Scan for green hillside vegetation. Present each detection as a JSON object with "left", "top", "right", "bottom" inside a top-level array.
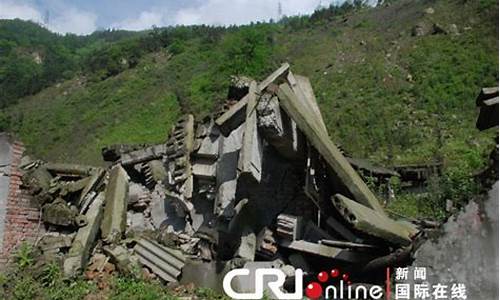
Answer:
[
  {"left": 0, "top": 0, "right": 498, "bottom": 219},
  {"left": 0, "top": 19, "right": 150, "bottom": 107}
]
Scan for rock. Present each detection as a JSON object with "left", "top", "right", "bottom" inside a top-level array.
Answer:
[
  {"left": 235, "top": 227, "right": 256, "bottom": 261},
  {"left": 449, "top": 24, "right": 459, "bottom": 35},
  {"left": 37, "top": 233, "right": 74, "bottom": 255},
  {"left": 128, "top": 182, "right": 151, "bottom": 210},
  {"left": 42, "top": 198, "right": 77, "bottom": 226},
  {"left": 103, "top": 244, "right": 139, "bottom": 275},
  {"left": 424, "top": 7, "right": 434, "bottom": 14},
  {"left": 412, "top": 24, "right": 426, "bottom": 36}
]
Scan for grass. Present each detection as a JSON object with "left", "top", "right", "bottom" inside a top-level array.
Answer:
[{"left": 0, "top": 242, "right": 229, "bottom": 300}]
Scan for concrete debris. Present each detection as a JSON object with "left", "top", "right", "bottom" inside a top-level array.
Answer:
[
  {"left": 256, "top": 227, "right": 278, "bottom": 259},
  {"left": 103, "top": 244, "right": 139, "bottom": 275},
  {"left": 37, "top": 233, "right": 74, "bottom": 256},
  {"left": 64, "top": 192, "right": 105, "bottom": 277},
  {"left": 101, "top": 165, "right": 129, "bottom": 244},
  {"left": 133, "top": 238, "right": 186, "bottom": 282},
  {"left": 42, "top": 198, "right": 78, "bottom": 226},
  {"left": 276, "top": 214, "right": 303, "bottom": 241},
  {"left": 21, "top": 64, "right": 427, "bottom": 290},
  {"left": 235, "top": 227, "right": 256, "bottom": 261}
]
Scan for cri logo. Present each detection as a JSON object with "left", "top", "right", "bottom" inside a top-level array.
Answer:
[{"left": 223, "top": 267, "right": 385, "bottom": 300}]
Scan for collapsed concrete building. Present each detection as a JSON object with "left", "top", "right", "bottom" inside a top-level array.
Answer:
[{"left": 18, "top": 64, "right": 429, "bottom": 295}]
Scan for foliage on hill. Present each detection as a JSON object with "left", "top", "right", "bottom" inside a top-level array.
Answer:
[
  {"left": 0, "top": 19, "right": 145, "bottom": 107},
  {"left": 0, "top": 0, "right": 498, "bottom": 218}
]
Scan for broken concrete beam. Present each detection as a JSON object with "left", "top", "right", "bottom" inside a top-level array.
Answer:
[
  {"left": 215, "top": 93, "right": 250, "bottom": 137},
  {"left": 101, "top": 165, "right": 129, "bottom": 244},
  {"left": 238, "top": 81, "right": 263, "bottom": 183},
  {"left": 276, "top": 214, "right": 303, "bottom": 241},
  {"left": 295, "top": 74, "right": 327, "bottom": 133},
  {"left": 319, "top": 239, "right": 379, "bottom": 250},
  {"left": 42, "top": 198, "right": 78, "bottom": 226},
  {"left": 78, "top": 168, "right": 105, "bottom": 208},
  {"left": 286, "top": 71, "right": 327, "bottom": 133},
  {"left": 277, "top": 83, "right": 386, "bottom": 215},
  {"left": 332, "top": 194, "right": 416, "bottom": 246},
  {"left": 216, "top": 63, "right": 290, "bottom": 136},
  {"left": 257, "top": 94, "right": 302, "bottom": 159},
  {"left": 120, "top": 144, "right": 166, "bottom": 166},
  {"left": 45, "top": 163, "right": 96, "bottom": 177},
  {"left": 59, "top": 176, "right": 91, "bottom": 197},
  {"left": 257, "top": 62, "right": 290, "bottom": 92},
  {"left": 133, "top": 238, "right": 186, "bottom": 282},
  {"left": 64, "top": 192, "right": 105, "bottom": 277},
  {"left": 325, "top": 217, "right": 362, "bottom": 243},
  {"left": 215, "top": 123, "right": 244, "bottom": 218},
  {"left": 279, "top": 239, "right": 370, "bottom": 263}
]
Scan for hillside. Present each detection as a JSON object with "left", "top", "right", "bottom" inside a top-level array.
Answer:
[
  {"left": 1, "top": 0, "right": 498, "bottom": 172},
  {"left": 0, "top": 19, "right": 147, "bottom": 107}
]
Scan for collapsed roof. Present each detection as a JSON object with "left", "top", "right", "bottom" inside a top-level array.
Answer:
[{"left": 21, "top": 63, "right": 422, "bottom": 294}]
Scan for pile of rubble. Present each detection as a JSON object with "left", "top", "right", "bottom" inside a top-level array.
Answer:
[{"left": 20, "top": 64, "right": 425, "bottom": 293}]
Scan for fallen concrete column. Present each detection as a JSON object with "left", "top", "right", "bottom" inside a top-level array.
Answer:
[
  {"left": 78, "top": 168, "right": 105, "bottom": 208},
  {"left": 277, "top": 83, "right": 386, "bottom": 215},
  {"left": 64, "top": 192, "right": 105, "bottom": 277},
  {"left": 215, "top": 93, "right": 250, "bottom": 137},
  {"left": 287, "top": 71, "right": 328, "bottom": 133},
  {"left": 45, "top": 163, "right": 96, "bottom": 177},
  {"left": 101, "top": 165, "right": 129, "bottom": 244},
  {"left": 238, "top": 81, "right": 263, "bottom": 183},
  {"left": 332, "top": 194, "right": 416, "bottom": 246},
  {"left": 120, "top": 144, "right": 166, "bottom": 166},
  {"left": 278, "top": 239, "right": 371, "bottom": 263},
  {"left": 214, "top": 123, "right": 244, "bottom": 218}
]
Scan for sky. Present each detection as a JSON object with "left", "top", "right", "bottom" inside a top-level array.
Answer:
[{"left": 0, "top": 0, "right": 335, "bottom": 35}]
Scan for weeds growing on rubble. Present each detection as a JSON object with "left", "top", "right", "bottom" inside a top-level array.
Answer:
[{"left": 0, "top": 242, "right": 228, "bottom": 300}]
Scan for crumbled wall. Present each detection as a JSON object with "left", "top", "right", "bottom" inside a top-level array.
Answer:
[{"left": 0, "top": 141, "right": 42, "bottom": 267}]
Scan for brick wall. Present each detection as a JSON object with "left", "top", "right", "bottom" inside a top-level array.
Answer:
[{"left": 0, "top": 142, "right": 42, "bottom": 267}]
